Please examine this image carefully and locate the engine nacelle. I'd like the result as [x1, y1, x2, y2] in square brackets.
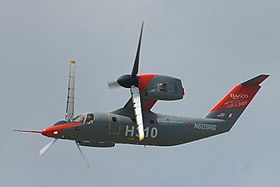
[144, 75, 185, 101]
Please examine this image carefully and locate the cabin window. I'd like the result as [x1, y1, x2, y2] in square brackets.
[112, 117, 117, 122]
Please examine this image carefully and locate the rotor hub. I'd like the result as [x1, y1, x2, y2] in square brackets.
[117, 74, 139, 88]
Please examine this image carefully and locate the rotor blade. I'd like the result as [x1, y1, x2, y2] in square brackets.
[39, 139, 57, 156]
[131, 22, 144, 77]
[75, 141, 90, 169]
[108, 81, 121, 89]
[130, 86, 145, 141]
[65, 60, 76, 121]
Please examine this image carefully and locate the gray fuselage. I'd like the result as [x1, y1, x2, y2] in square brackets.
[58, 111, 230, 147]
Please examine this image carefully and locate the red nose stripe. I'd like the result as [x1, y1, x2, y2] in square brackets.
[41, 122, 81, 138]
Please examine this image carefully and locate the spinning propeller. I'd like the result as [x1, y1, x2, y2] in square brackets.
[108, 22, 145, 141]
[15, 23, 146, 167]
[15, 60, 89, 168]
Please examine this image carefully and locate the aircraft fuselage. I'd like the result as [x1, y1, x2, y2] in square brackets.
[57, 112, 230, 147]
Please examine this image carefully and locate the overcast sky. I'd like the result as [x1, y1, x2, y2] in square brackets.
[1, 1, 279, 186]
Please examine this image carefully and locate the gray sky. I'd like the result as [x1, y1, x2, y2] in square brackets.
[1, 1, 279, 186]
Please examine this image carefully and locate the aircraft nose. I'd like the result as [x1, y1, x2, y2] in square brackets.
[41, 127, 60, 138]
[41, 122, 82, 138]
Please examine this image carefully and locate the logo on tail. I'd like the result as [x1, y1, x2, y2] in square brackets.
[230, 94, 249, 100]
[205, 74, 269, 121]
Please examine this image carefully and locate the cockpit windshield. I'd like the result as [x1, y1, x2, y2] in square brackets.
[73, 113, 95, 124]
[73, 115, 85, 123]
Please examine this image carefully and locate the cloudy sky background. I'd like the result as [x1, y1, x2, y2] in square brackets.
[1, 1, 279, 186]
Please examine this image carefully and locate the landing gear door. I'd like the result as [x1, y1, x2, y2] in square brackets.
[108, 114, 121, 135]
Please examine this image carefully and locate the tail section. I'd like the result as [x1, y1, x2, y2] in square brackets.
[205, 74, 269, 129]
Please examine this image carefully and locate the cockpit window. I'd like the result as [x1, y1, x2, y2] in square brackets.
[73, 115, 85, 123]
[85, 113, 95, 124]
[73, 113, 95, 124]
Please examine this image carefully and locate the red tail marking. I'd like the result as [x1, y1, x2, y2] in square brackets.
[210, 85, 260, 112]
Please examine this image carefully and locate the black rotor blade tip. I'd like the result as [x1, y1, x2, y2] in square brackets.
[131, 22, 144, 77]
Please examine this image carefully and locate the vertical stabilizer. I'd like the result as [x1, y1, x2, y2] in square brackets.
[205, 74, 269, 129]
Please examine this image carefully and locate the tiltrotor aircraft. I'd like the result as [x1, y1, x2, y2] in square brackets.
[16, 24, 269, 166]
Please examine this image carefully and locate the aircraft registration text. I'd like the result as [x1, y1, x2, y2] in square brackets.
[194, 123, 216, 131]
